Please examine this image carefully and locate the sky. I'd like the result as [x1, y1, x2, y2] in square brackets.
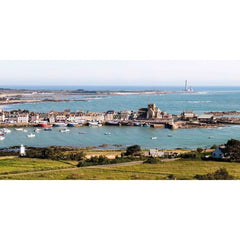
[0, 60, 240, 86]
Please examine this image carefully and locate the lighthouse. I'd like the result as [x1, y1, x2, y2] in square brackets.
[20, 144, 26, 157]
[185, 80, 188, 91]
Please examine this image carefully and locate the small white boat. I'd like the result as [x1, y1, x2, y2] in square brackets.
[60, 128, 70, 133]
[88, 121, 99, 126]
[15, 128, 24, 131]
[98, 124, 103, 127]
[168, 134, 173, 137]
[151, 137, 157, 140]
[34, 128, 41, 133]
[0, 136, 5, 141]
[3, 128, 11, 133]
[104, 132, 111, 135]
[27, 133, 35, 138]
[23, 129, 28, 132]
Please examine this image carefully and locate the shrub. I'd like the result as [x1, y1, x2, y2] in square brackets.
[144, 157, 162, 164]
[194, 168, 234, 180]
[125, 145, 141, 156]
[196, 147, 203, 153]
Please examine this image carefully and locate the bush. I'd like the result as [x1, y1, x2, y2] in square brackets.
[196, 147, 203, 153]
[144, 157, 162, 164]
[180, 152, 197, 159]
[210, 144, 217, 149]
[125, 145, 141, 156]
[194, 168, 234, 180]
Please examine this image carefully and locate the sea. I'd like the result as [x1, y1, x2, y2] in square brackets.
[1, 85, 240, 149]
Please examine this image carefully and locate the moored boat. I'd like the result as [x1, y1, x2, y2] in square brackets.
[106, 121, 120, 126]
[60, 128, 70, 133]
[27, 133, 35, 138]
[88, 121, 99, 126]
[15, 128, 24, 131]
[67, 123, 75, 127]
[0, 136, 5, 141]
[53, 123, 67, 127]
[151, 137, 157, 140]
[44, 128, 52, 131]
[3, 128, 11, 133]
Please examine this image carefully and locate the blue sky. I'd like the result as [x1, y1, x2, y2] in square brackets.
[0, 60, 240, 86]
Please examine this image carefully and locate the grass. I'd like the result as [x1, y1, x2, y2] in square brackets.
[1, 156, 240, 180]
[0, 156, 77, 176]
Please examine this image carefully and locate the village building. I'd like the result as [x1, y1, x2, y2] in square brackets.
[55, 112, 67, 122]
[181, 110, 197, 120]
[0, 112, 5, 122]
[146, 104, 162, 119]
[7, 113, 18, 123]
[198, 114, 214, 123]
[105, 110, 115, 121]
[17, 112, 29, 123]
[146, 148, 169, 158]
[119, 110, 131, 121]
[29, 113, 40, 123]
[212, 146, 227, 159]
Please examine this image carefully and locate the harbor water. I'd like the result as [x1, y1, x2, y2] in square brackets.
[1, 86, 240, 149]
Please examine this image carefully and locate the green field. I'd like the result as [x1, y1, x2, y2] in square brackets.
[1, 156, 240, 180]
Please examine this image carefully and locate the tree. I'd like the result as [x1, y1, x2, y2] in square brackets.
[125, 145, 141, 156]
[196, 147, 203, 153]
[225, 139, 240, 162]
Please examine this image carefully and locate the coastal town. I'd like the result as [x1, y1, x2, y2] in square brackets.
[0, 103, 240, 130]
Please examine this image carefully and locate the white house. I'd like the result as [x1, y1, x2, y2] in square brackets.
[17, 113, 29, 123]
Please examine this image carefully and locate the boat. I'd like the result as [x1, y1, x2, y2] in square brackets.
[27, 133, 35, 138]
[44, 128, 52, 131]
[98, 123, 103, 127]
[104, 132, 111, 135]
[88, 121, 99, 126]
[53, 123, 67, 127]
[60, 128, 70, 133]
[15, 128, 24, 131]
[143, 123, 150, 127]
[3, 128, 11, 133]
[0, 136, 5, 141]
[134, 122, 142, 127]
[34, 128, 41, 132]
[208, 136, 214, 139]
[67, 123, 75, 127]
[151, 137, 157, 140]
[38, 123, 48, 127]
[168, 134, 173, 137]
[0, 131, 4, 136]
[106, 121, 120, 126]
[79, 132, 86, 134]
[23, 129, 28, 132]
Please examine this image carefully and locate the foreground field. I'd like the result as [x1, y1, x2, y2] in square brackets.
[1, 156, 240, 179]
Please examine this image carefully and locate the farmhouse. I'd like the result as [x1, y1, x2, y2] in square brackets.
[212, 146, 227, 159]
